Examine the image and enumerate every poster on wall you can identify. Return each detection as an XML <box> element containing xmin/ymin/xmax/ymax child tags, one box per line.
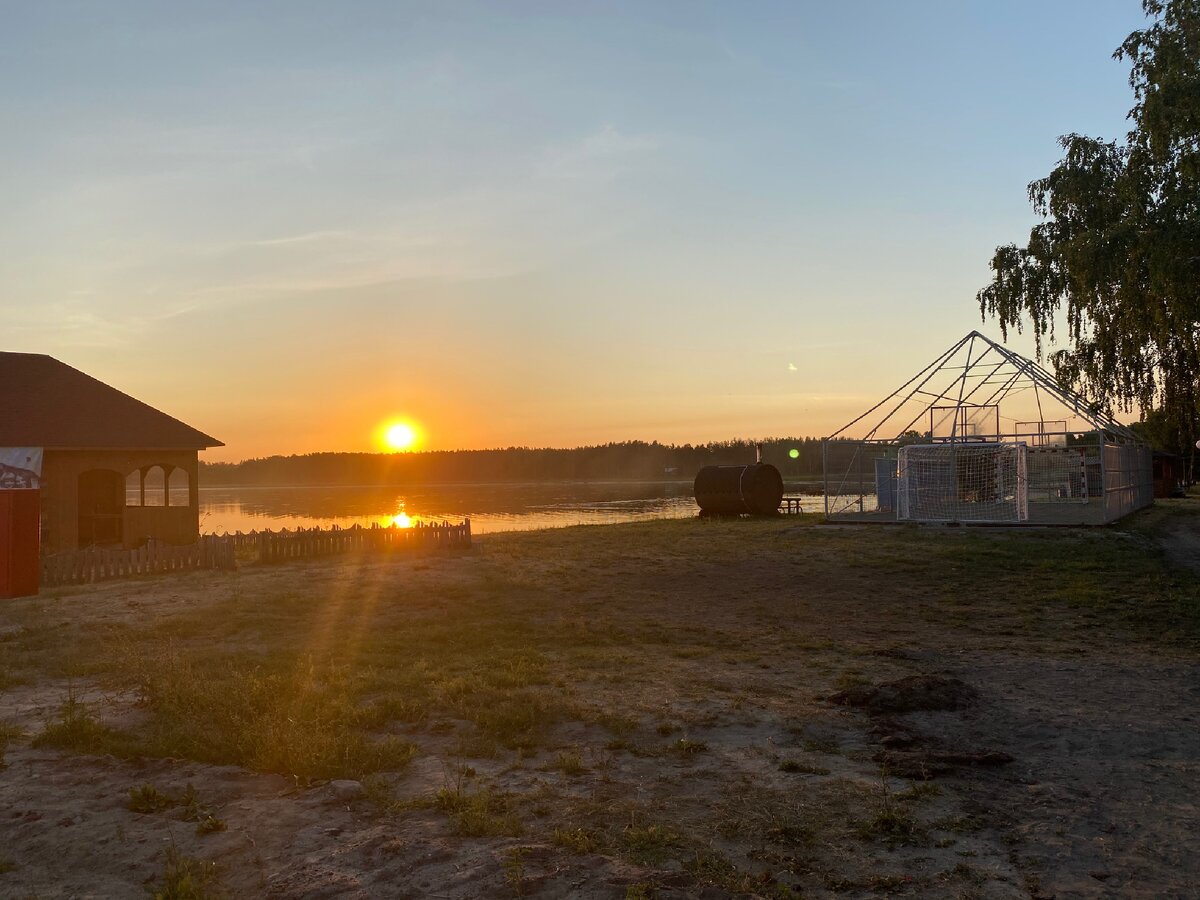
<box><xmin>0</xmin><ymin>448</ymin><xmax>43</xmax><ymax>489</ymax></box>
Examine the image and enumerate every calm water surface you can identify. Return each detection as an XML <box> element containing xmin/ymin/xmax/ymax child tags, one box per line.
<box><xmin>199</xmin><ymin>482</ymin><xmax>830</xmax><ymax>535</ymax></box>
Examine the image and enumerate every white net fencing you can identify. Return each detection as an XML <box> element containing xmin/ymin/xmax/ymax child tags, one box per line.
<box><xmin>1103</xmin><ymin>442</ymin><xmax>1154</xmax><ymax>521</ymax></box>
<box><xmin>1026</xmin><ymin>446</ymin><xmax>1091</xmax><ymax>503</ymax></box>
<box><xmin>930</xmin><ymin>404</ymin><xmax>1000</xmax><ymax>440</ymax></box>
<box><xmin>822</xmin><ymin>435</ymin><xmax>1146</xmax><ymax>525</ymax></box>
<box><xmin>897</xmin><ymin>443</ymin><xmax>1028</xmax><ymax>523</ymax></box>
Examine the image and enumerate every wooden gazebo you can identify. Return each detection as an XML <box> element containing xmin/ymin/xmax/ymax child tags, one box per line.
<box><xmin>0</xmin><ymin>352</ymin><xmax>222</xmax><ymax>553</ymax></box>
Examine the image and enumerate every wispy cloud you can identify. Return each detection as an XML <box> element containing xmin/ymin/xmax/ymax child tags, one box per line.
<box><xmin>250</xmin><ymin>230</ymin><xmax>350</xmax><ymax>247</ymax></box>
<box><xmin>3</xmin><ymin>298</ymin><xmax>195</xmax><ymax>350</ymax></box>
<box><xmin>539</xmin><ymin>124</ymin><xmax>659</xmax><ymax>181</ymax></box>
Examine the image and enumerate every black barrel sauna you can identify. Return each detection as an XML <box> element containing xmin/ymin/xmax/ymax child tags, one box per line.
<box><xmin>693</xmin><ymin>463</ymin><xmax>784</xmax><ymax>516</ymax></box>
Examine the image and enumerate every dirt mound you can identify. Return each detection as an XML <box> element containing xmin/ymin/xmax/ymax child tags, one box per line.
<box><xmin>828</xmin><ymin>674</ymin><xmax>978</xmax><ymax>714</ymax></box>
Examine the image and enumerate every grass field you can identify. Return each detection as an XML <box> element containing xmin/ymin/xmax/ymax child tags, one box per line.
<box><xmin>2</xmin><ymin>505</ymin><xmax>1199</xmax><ymax>897</ymax></box>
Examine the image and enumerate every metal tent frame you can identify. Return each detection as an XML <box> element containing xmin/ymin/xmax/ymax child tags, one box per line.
<box><xmin>821</xmin><ymin>331</ymin><xmax>1152</xmax><ymax>525</ymax></box>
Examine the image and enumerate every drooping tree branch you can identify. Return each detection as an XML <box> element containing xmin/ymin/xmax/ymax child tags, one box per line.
<box><xmin>979</xmin><ymin>0</ymin><xmax>1200</xmax><ymax>466</ymax></box>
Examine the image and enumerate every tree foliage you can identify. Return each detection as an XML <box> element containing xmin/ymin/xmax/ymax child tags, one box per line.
<box><xmin>978</xmin><ymin>0</ymin><xmax>1200</xmax><ymax>457</ymax></box>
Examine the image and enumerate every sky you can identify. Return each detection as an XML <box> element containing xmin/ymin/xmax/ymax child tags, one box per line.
<box><xmin>0</xmin><ymin>1</ymin><xmax>1152</xmax><ymax>461</ymax></box>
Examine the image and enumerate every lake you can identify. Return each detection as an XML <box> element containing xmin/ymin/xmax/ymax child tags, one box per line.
<box><xmin>198</xmin><ymin>482</ymin><xmax>832</xmax><ymax>535</ymax></box>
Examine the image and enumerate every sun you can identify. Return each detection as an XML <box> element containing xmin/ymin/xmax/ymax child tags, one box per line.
<box><xmin>385</xmin><ymin>422</ymin><xmax>416</xmax><ymax>451</ymax></box>
<box><xmin>380</xmin><ymin>420</ymin><xmax>420</xmax><ymax>452</ymax></box>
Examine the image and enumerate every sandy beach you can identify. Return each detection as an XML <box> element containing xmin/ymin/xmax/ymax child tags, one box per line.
<box><xmin>2</xmin><ymin>506</ymin><xmax>1198</xmax><ymax>898</ymax></box>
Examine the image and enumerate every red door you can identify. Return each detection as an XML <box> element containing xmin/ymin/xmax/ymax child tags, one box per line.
<box><xmin>0</xmin><ymin>489</ymin><xmax>40</xmax><ymax>598</ymax></box>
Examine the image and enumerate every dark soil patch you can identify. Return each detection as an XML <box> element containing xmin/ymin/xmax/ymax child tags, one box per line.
<box><xmin>876</xmin><ymin>748</ymin><xmax>1014</xmax><ymax>780</ymax></box>
<box><xmin>828</xmin><ymin>674</ymin><xmax>978</xmax><ymax>714</ymax></box>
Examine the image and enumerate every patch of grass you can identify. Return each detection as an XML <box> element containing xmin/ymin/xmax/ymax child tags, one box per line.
<box><xmin>31</xmin><ymin>692</ymin><xmax>122</xmax><ymax>754</ymax></box>
<box><xmin>353</xmin><ymin>695</ymin><xmax>428</xmax><ymax>729</ymax></box>
<box><xmin>779</xmin><ymin>759</ymin><xmax>830</xmax><ymax>775</ymax></box>
<box><xmin>801</xmin><ymin>737</ymin><xmax>839</xmax><ymax>755</ymax></box>
<box><xmin>554</xmin><ymin>750</ymin><xmax>586</xmax><ymax>775</ymax></box>
<box><xmin>898</xmin><ymin>781</ymin><xmax>942</xmax><ymax>801</ymax></box>
<box><xmin>451</xmin><ymin>731</ymin><xmax>501</xmax><ymax>760</ymax></box>
<box><xmin>126</xmin><ymin>782</ymin><xmax>227</xmax><ymax>835</ymax></box>
<box><xmin>833</xmin><ymin>671</ymin><xmax>871</xmax><ymax>690</ymax></box>
<box><xmin>0</xmin><ymin>721</ymin><xmax>22</xmax><ymax>768</ymax></box>
<box><xmin>686</xmin><ymin>851</ymin><xmax>802</xmax><ymax>898</ymax></box>
<box><xmin>467</xmin><ymin>691</ymin><xmax>565</xmax><ymax>753</ymax></box>
<box><xmin>715</xmin><ymin>779</ymin><xmax>827</xmax><ymax>850</ymax></box>
<box><xmin>129</xmin><ymin>784</ymin><xmax>176</xmax><ymax>814</ymax></box>
<box><xmin>502</xmin><ymin>846</ymin><xmax>529</xmax><ymax>897</ymax></box>
<box><xmin>763</xmin><ymin>820</ymin><xmax>816</xmax><ymax>845</ymax></box>
<box><xmin>0</xmin><ymin>854</ymin><xmax>15</xmax><ymax>874</ymax></box>
<box><xmin>119</xmin><ymin>649</ymin><xmax>419</xmax><ymax>779</ymax></box>
<box><xmin>625</xmin><ymin>884</ymin><xmax>655</xmax><ymax>900</ymax></box>
<box><xmin>592</xmin><ymin>711</ymin><xmax>639</xmax><ymax>735</ymax></box>
<box><xmin>194</xmin><ymin>814</ymin><xmax>226</xmax><ymax>836</ymax></box>
<box><xmin>866</xmin><ymin>873</ymin><xmax>917</xmax><ymax>891</ymax></box>
<box><xmin>949</xmin><ymin>862</ymin><xmax>988</xmax><ymax>886</ymax></box>
<box><xmin>360</xmin><ymin>772</ymin><xmax>396</xmax><ymax>809</ymax></box>
<box><xmin>179</xmin><ymin>784</ymin><xmax>226</xmax><ymax>836</ymax></box>
<box><xmin>667</xmin><ymin>738</ymin><xmax>708</xmax><ymax>757</ymax></box>
<box><xmin>686</xmin><ymin>849</ymin><xmax>740</xmax><ymax>885</ymax></box>
<box><xmin>431</xmin><ymin>786</ymin><xmax>523</xmax><ymax>837</ymax></box>
<box><xmin>619</xmin><ymin>824</ymin><xmax>681</xmax><ymax>866</ymax></box>
<box><xmin>179</xmin><ymin>784</ymin><xmax>203</xmax><ymax>820</ymax></box>
<box><xmin>551</xmin><ymin>827</ymin><xmax>603</xmax><ymax>854</ymax></box>
<box><xmin>931</xmin><ymin>814</ymin><xmax>986</xmax><ymax>834</ymax></box>
<box><xmin>823</xmin><ymin>872</ymin><xmax>918</xmax><ymax>893</ymax></box>
<box><xmin>150</xmin><ymin>846</ymin><xmax>224</xmax><ymax>900</ymax></box>
<box><xmin>0</xmin><ymin>663</ymin><xmax>24</xmax><ymax>691</ymax></box>
<box><xmin>857</xmin><ymin>788</ymin><xmax>925</xmax><ymax>847</ymax></box>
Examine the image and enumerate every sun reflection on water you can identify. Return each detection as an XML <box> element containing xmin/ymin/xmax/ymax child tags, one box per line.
<box><xmin>198</xmin><ymin>483</ymin><xmax>705</xmax><ymax>536</ymax></box>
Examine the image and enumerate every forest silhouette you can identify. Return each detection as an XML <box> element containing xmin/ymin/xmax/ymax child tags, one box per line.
<box><xmin>200</xmin><ymin>438</ymin><xmax>826</xmax><ymax>486</ymax></box>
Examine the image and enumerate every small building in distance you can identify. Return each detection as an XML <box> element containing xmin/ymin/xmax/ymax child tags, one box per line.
<box><xmin>1152</xmin><ymin>451</ymin><xmax>1184</xmax><ymax>498</ymax></box>
<box><xmin>0</xmin><ymin>352</ymin><xmax>222</xmax><ymax>553</ymax></box>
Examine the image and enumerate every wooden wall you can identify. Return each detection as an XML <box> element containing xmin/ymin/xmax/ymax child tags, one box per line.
<box><xmin>40</xmin><ymin>449</ymin><xmax>200</xmax><ymax>553</ymax></box>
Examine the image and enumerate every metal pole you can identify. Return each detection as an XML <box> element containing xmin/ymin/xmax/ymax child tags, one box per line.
<box><xmin>822</xmin><ymin>439</ymin><xmax>830</xmax><ymax>519</ymax></box>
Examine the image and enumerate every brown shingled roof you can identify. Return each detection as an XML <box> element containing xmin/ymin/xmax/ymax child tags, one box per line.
<box><xmin>0</xmin><ymin>352</ymin><xmax>222</xmax><ymax>449</ymax></box>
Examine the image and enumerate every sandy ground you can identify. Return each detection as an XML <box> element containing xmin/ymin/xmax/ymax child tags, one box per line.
<box><xmin>1</xmin><ymin>512</ymin><xmax>1198</xmax><ymax>899</ymax></box>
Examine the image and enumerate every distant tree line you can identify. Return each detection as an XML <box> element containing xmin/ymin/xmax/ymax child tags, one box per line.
<box><xmin>199</xmin><ymin>438</ymin><xmax>829</xmax><ymax>486</ymax></box>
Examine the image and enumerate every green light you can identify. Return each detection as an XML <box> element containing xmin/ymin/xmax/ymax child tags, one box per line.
<box><xmin>788</xmin><ymin>448</ymin><xmax>799</xmax><ymax>459</ymax></box>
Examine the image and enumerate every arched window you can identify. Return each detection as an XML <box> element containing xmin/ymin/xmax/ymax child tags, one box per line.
<box><xmin>168</xmin><ymin>468</ymin><xmax>189</xmax><ymax>507</ymax></box>
<box><xmin>143</xmin><ymin>465</ymin><xmax>166</xmax><ymax>507</ymax></box>
<box><xmin>125</xmin><ymin>470</ymin><xmax>142</xmax><ymax>507</ymax></box>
